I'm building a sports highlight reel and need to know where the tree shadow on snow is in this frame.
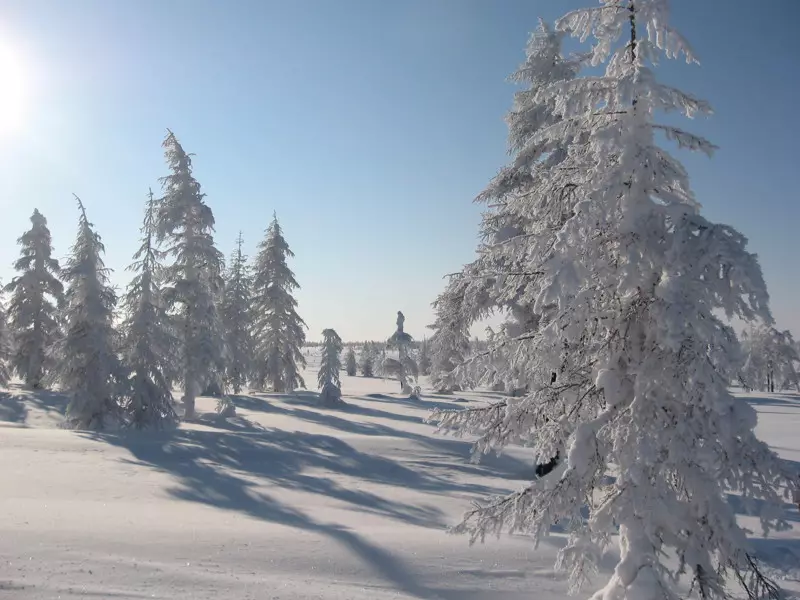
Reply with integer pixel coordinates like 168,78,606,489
233,393,421,426
0,385,68,425
0,391,27,424
192,411,268,433
726,493,800,524
747,537,800,576
86,427,497,528
745,393,800,409
228,394,533,481
362,392,463,413
84,427,496,599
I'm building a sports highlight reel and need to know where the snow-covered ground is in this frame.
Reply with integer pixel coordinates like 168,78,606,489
0,352,798,599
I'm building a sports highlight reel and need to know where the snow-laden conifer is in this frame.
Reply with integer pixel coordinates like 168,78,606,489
429,5,797,599
359,343,374,377
156,130,225,419
427,19,578,394
119,190,179,429
417,338,432,376
345,346,357,376
318,328,343,406
0,298,12,387
428,293,470,393
220,232,254,394
4,209,65,388
387,311,418,394
251,214,306,392
741,325,800,393
55,197,124,430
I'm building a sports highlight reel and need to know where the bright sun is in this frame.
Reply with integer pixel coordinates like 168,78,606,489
0,44,27,135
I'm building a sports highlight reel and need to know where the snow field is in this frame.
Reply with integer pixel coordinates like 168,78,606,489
0,359,798,599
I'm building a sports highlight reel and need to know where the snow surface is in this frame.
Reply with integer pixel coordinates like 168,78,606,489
0,351,798,599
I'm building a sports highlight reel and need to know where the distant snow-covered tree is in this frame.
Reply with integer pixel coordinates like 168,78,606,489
345,346,357,376
318,328,343,406
374,344,387,378
4,209,65,388
220,232,254,394
387,311,418,393
55,197,124,430
741,325,800,393
119,190,179,430
251,214,306,392
417,338,432,376
359,343,374,377
156,130,226,419
428,293,470,393
429,5,797,600
0,298,12,386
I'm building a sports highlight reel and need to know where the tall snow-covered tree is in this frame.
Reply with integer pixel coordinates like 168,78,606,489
55,197,124,430
4,209,65,388
427,18,579,394
251,214,306,392
119,190,179,429
429,5,797,600
0,297,12,387
318,328,343,406
417,338,432,376
345,346,357,376
428,293,470,393
359,342,375,377
220,232,254,394
387,311,417,392
156,130,226,419
741,325,800,393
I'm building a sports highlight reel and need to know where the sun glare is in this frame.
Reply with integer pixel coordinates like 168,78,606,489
0,43,27,136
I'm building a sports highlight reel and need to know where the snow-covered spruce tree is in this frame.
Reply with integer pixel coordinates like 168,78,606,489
428,292,470,393
741,325,800,393
156,130,226,419
251,214,306,392
318,328,343,406
429,4,797,600
4,209,65,388
426,19,581,396
220,232,255,395
417,338,432,376
359,342,375,377
55,197,124,430
387,311,418,393
0,297,12,386
374,344,387,378
119,190,179,430
345,346,357,376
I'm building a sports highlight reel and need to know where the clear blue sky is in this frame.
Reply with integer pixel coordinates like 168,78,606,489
0,0,797,342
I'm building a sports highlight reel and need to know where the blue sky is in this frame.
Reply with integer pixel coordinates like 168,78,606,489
0,0,797,342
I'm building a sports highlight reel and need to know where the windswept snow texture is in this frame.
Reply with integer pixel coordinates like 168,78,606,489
0,355,798,599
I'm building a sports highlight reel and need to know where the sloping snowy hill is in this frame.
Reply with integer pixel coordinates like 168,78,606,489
0,370,798,599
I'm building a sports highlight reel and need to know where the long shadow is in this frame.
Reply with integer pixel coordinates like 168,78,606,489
90,427,502,527
20,386,68,416
230,394,533,481
725,493,800,524
112,434,437,598
86,427,499,599
746,393,800,409
0,386,68,425
193,410,268,433
363,393,461,413
234,393,422,426
747,537,800,574
0,392,27,424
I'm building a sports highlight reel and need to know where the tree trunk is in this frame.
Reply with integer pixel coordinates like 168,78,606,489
182,392,196,420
